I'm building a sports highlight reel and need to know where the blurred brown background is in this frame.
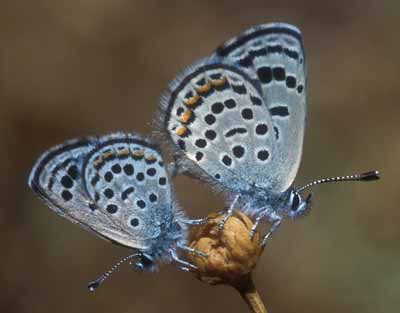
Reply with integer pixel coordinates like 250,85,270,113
1,1,399,312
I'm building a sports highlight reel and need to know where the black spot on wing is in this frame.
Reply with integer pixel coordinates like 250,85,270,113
283,48,299,60
272,67,285,81
158,177,167,186
104,171,113,182
267,45,283,53
121,187,134,200
225,127,247,138
257,67,272,84
249,48,267,57
210,73,222,80
137,200,146,209
104,188,114,199
195,139,207,148
255,124,268,135
286,76,296,88
250,96,262,106
61,190,73,201
224,99,237,109
177,139,186,151
111,164,122,174
270,106,289,117
241,108,253,120
136,172,145,181
204,114,216,125
211,102,224,114
130,218,139,227
231,84,247,94
297,84,304,93
195,151,204,161
149,193,158,202
232,146,245,158
238,56,253,67
123,164,134,175
222,155,232,167
106,204,118,214
146,168,156,176
273,126,280,140
205,130,217,140
91,174,100,186
67,165,79,180
257,150,270,161
61,175,73,188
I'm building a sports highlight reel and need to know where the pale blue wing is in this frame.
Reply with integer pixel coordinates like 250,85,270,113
29,133,174,250
160,62,281,194
212,23,307,192
82,133,173,249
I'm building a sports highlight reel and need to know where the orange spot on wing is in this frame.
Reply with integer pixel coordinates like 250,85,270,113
93,157,103,168
196,81,212,93
176,126,188,137
145,155,157,161
102,151,114,159
132,150,144,158
117,149,130,156
184,94,200,107
180,110,192,124
211,76,227,87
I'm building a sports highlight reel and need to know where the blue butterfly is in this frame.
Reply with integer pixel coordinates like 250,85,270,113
28,133,206,290
159,23,379,246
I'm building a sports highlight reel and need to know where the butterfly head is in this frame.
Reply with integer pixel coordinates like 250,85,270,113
132,254,157,272
287,190,312,218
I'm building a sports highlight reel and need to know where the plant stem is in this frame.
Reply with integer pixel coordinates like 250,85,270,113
233,275,267,313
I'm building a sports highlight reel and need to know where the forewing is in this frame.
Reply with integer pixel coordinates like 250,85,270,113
213,23,307,192
161,62,281,194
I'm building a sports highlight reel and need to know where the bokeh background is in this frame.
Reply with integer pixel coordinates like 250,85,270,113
1,1,399,312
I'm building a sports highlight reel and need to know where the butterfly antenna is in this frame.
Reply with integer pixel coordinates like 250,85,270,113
87,253,140,292
297,170,380,193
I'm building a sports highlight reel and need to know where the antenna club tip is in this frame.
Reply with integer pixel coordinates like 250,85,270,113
360,170,380,181
87,280,100,292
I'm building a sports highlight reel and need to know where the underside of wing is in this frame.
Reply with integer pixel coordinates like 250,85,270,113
82,133,174,247
28,133,173,250
213,23,307,192
160,62,283,194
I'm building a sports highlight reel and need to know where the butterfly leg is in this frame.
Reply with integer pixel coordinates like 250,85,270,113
250,208,269,239
177,242,208,258
169,249,198,271
179,216,209,225
261,215,282,248
218,194,240,231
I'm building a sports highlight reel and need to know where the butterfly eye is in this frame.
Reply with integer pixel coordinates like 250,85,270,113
291,193,300,211
173,222,182,232
140,255,154,268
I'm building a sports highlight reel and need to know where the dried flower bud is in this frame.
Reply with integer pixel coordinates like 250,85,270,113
188,211,263,286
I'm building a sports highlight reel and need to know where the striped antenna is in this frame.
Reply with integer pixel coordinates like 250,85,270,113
296,170,380,193
87,253,140,292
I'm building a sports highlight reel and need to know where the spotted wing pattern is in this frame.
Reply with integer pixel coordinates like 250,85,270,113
213,23,307,192
29,133,173,250
161,62,281,194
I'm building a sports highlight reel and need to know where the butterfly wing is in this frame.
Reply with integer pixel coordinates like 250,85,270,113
160,62,281,194
212,23,307,192
82,133,173,249
29,133,173,250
